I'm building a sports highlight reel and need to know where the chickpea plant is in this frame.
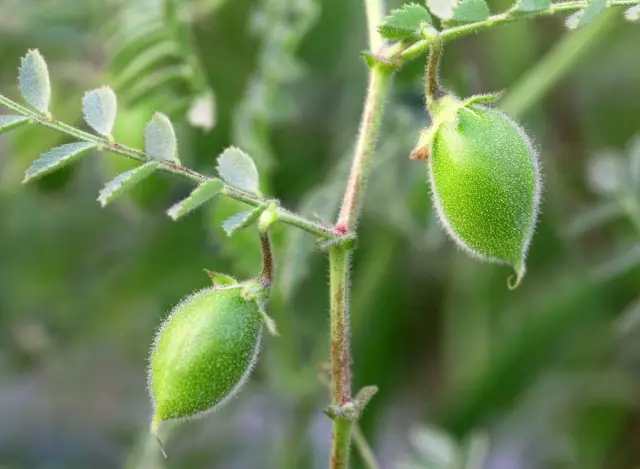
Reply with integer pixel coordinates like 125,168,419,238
1,0,639,467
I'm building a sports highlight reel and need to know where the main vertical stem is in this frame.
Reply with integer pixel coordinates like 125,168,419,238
335,69,390,232
329,246,351,469
329,1,388,468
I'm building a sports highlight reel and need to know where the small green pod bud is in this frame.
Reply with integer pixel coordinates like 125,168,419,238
427,98,541,287
149,285,263,432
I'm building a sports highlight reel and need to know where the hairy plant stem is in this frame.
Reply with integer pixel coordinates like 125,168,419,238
384,0,638,64
424,33,442,110
0,93,335,239
329,0,389,468
259,231,275,287
328,245,351,469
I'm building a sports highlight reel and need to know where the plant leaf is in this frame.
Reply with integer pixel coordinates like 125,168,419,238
0,115,29,134
18,49,51,113
222,205,267,236
83,87,117,137
378,3,432,40
427,0,456,20
452,0,490,22
144,112,179,164
216,146,260,194
204,270,238,286
565,0,606,29
167,178,225,220
23,142,97,182
514,0,550,13
111,41,180,90
97,161,159,207
625,4,640,22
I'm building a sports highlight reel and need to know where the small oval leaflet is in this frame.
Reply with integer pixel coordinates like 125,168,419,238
0,115,29,134
149,287,263,431
565,0,606,29
514,0,550,13
378,3,433,40
23,142,97,183
167,178,225,220
98,161,160,207
222,205,268,236
18,49,51,114
452,0,490,22
216,146,260,194
145,112,180,165
83,87,118,137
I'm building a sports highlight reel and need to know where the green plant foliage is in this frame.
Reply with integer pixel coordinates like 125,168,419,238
144,112,179,164
0,115,29,133
149,286,263,430
378,3,433,40
451,0,490,22
18,49,51,114
566,0,607,28
23,142,97,182
104,0,213,126
514,0,551,13
216,147,260,194
426,0,490,22
222,205,268,236
82,87,117,137
97,161,160,207
167,178,224,220
233,0,319,168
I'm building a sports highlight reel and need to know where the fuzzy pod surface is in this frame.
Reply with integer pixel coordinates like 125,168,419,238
149,286,262,431
428,101,541,286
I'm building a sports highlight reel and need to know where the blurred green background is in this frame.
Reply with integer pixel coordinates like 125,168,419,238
0,0,639,468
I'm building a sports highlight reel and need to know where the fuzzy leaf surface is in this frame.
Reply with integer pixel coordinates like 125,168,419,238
167,178,225,220
18,49,51,113
83,87,118,137
24,142,97,182
216,147,260,194
98,161,159,207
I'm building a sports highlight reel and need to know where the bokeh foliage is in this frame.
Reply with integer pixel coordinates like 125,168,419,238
0,0,639,468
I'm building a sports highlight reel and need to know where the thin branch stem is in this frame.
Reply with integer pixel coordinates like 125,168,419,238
352,425,381,469
0,93,336,239
386,0,638,64
329,0,389,468
424,32,443,110
259,231,275,287
335,68,390,233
